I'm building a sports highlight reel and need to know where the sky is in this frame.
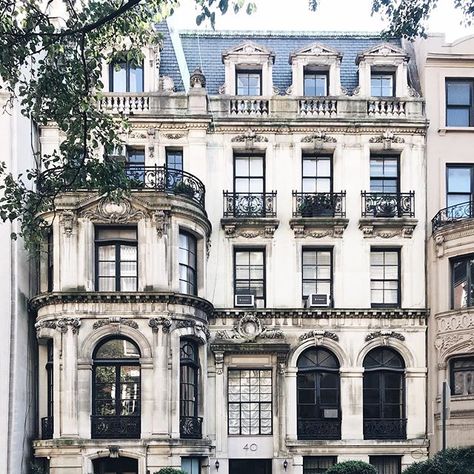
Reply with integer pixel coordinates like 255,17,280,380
169,0,474,42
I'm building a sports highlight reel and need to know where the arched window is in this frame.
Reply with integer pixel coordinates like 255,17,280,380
92,337,141,439
180,339,202,439
363,347,406,440
297,347,341,440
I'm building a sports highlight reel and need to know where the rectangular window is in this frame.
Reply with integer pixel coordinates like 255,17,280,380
302,248,332,304
370,156,399,193
370,456,402,474
95,227,138,291
228,369,272,435
179,231,197,296
446,79,474,127
450,357,474,395
371,72,394,97
234,154,265,193
181,458,200,474
447,165,473,208
234,248,265,308
125,148,145,182
451,255,474,309
303,457,337,474
302,154,332,193
109,61,144,93
236,70,262,96
166,148,183,171
304,71,328,96
370,249,400,307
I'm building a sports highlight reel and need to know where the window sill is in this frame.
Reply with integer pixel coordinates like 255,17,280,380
439,127,474,134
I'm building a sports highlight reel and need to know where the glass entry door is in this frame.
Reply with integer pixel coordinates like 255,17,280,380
93,458,138,474
229,459,272,474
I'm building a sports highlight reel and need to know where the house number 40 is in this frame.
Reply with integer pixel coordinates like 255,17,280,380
243,443,258,451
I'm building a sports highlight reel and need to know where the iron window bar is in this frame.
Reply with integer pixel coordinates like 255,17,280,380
361,191,415,218
223,191,277,218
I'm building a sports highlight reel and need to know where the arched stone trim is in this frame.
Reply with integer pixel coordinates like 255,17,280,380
356,338,415,368
289,337,349,369
80,324,153,361
173,323,209,344
439,339,474,364
83,449,146,474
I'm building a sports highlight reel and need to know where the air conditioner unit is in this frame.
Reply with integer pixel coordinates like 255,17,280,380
235,294,255,307
307,293,331,308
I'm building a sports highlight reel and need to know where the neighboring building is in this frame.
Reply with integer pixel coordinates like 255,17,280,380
0,85,37,472
31,24,429,474
417,33,474,454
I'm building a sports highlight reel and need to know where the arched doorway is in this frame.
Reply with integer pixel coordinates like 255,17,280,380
93,457,138,474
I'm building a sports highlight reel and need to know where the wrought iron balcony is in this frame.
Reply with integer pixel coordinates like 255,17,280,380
41,416,53,440
39,166,206,209
363,418,407,440
432,201,474,233
297,418,341,440
361,192,415,218
91,415,140,439
180,416,203,439
293,191,346,218
223,192,277,218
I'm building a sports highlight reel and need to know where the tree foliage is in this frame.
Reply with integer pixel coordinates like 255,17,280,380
325,460,377,474
402,447,474,474
0,0,472,250
154,468,187,474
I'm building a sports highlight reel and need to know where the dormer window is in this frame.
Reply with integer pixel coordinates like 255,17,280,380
356,43,409,98
371,72,394,97
222,42,275,96
236,69,262,96
304,69,328,96
109,60,144,93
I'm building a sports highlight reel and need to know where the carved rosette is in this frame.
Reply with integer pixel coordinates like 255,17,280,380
299,330,339,342
80,198,146,224
148,317,172,333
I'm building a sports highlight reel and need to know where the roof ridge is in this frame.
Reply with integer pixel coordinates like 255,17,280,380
179,29,391,39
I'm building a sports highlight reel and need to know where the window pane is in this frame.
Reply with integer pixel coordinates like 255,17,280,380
447,82,471,105
448,167,472,193
447,108,470,127
453,260,469,309
129,65,143,93
111,63,127,92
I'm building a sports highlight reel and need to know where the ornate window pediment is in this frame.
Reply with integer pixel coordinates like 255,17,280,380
356,43,409,64
290,42,342,63
222,41,275,60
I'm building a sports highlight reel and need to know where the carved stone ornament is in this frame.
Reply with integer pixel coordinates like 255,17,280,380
435,333,474,357
153,210,170,238
301,131,337,146
60,210,76,237
35,320,57,333
56,317,81,334
214,351,224,375
223,224,277,239
81,198,146,224
231,128,269,149
277,353,287,375
164,133,185,140
408,86,421,98
206,238,211,259
435,235,445,258
365,331,405,343
218,84,226,95
291,225,345,239
174,319,210,341
438,313,474,333
161,75,175,92
360,225,415,239
369,130,405,150
92,318,138,330
215,313,284,342
148,317,172,333
149,41,163,69
190,67,206,88
299,330,339,342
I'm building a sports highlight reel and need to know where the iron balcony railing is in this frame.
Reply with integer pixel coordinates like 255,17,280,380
432,201,474,233
293,191,346,218
363,418,407,440
91,415,140,439
41,416,53,440
297,418,341,440
38,165,206,209
180,416,203,439
361,192,415,218
223,192,277,218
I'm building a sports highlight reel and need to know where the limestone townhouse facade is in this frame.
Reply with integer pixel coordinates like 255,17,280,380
416,33,474,454
30,25,429,474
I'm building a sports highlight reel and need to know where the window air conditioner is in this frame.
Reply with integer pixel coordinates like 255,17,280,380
235,294,255,307
307,293,331,308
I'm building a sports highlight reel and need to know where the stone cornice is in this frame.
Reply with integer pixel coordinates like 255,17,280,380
30,291,214,316
210,342,291,355
212,308,428,321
